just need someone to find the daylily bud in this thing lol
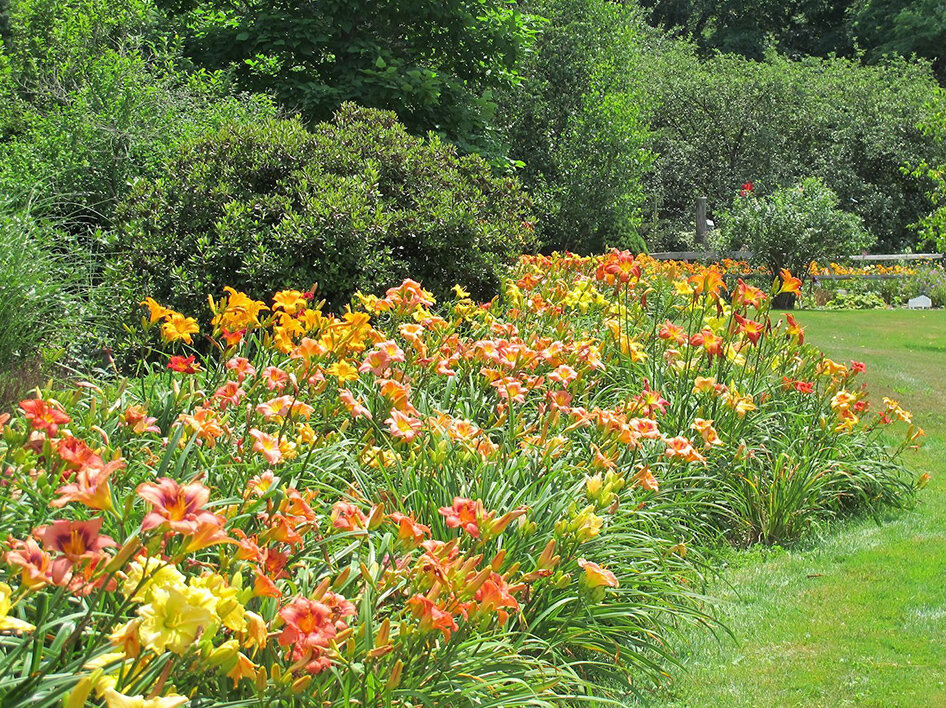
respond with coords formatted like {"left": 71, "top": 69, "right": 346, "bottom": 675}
{"left": 292, "top": 675, "right": 312, "bottom": 693}
{"left": 332, "top": 566, "right": 351, "bottom": 589}
{"left": 386, "top": 660, "right": 404, "bottom": 691}
{"left": 208, "top": 639, "right": 239, "bottom": 667}
{"left": 367, "top": 503, "right": 385, "bottom": 530}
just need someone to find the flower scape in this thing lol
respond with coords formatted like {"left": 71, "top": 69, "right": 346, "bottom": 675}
{"left": 0, "top": 253, "right": 922, "bottom": 706}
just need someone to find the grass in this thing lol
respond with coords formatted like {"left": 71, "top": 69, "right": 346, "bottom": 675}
{"left": 630, "top": 309, "right": 946, "bottom": 708}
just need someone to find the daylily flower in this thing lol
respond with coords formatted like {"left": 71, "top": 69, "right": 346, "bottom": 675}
{"left": 388, "top": 512, "right": 431, "bottom": 547}
{"left": 439, "top": 497, "right": 484, "bottom": 538}
{"left": 102, "top": 688, "right": 188, "bottom": 708}
{"left": 331, "top": 501, "right": 367, "bottom": 532}
{"left": 778, "top": 268, "right": 803, "bottom": 297}
{"left": 0, "top": 582, "right": 35, "bottom": 634}
{"left": 664, "top": 436, "right": 706, "bottom": 464}
{"left": 577, "top": 558, "right": 620, "bottom": 588}
{"left": 339, "top": 389, "right": 372, "bottom": 419}
{"left": 5, "top": 538, "right": 51, "bottom": 589}
{"left": 167, "top": 355, "right": 201, "bottom": 374}
{"left": 136, "top": 477, "right": 220, "bottom": 535}
{"left": 51, "top": 458, "right": 122, "bottom": 511}
{"left": 122, "top": 406, "right": 160, "bottom": 434}
{"left": 161, "top": 312, "right": 199, "bottom": 344}
{"left": 407, "top": 594, "right": 458, "bottom": 641}
{"left": 34, "top": 518, "right": 117, "bottom": 583}
{"left": 249, "top": 429, "right": 283, "bottom": 465}
{"left": 19, "top": 398, "right": 71, "bottom": 437}
{"left": 140, "top": 297, "right": 171, "bottom": 324}
{"left": 386, "top": 410, "right": 422, "bottom": 442}
{"left": 226, "top": 356, "right": 257, "bottom": 382}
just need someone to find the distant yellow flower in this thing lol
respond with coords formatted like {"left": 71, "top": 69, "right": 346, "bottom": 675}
{"left": 212, "top": 287, "right": 268, "bottom": 332}
{"left": 272, "top": 289, "right": 307, "bottom": 315}
{"left": 102, "top": 688, "right": 188, "bottom": 708}
{"left": 161, "top": 313, "right": 199, "bottom": 344}
{"left": 188, "top": 573, "right": 247, "bottom": 633}
{"left": 121, "top": 556, "right": 185, "bottom": 603}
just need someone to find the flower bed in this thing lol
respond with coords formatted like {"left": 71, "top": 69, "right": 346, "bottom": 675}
{"left": 0, "top": 253, "right": 921, "bottom": 706}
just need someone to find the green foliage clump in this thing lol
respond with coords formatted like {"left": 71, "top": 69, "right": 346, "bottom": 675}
{"left": 0, "top": 201, "right": 94, "bottom": 381}
{"left": 823, "top": 291, "right": 889, "bottom": 310}
{"left": 717, "top": 177, "right": 873, "bottom": 282}
{"left": 114, "top": 104, "right": 536, "bottom": 315}
{"left": 498, "top": 0, "right": 653, "bottom": 253}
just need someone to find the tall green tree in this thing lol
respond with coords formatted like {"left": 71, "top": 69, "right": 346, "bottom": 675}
{"left": 499, "top": 0, "right": 653, "bottom": 253}
{"left": 911, "top": 90, "right": 946, "bottom": 250}
{"left": 161, "top": 0, "right": 538, "bottom": 155}
{"left": 851, "top": 0, "right": 946, "bottom": 81}
{"left": 639, "top": 45, "right": 943, "bottom": 251}
{"left": 638, "top": 0, "right": 855, "bottom": 59}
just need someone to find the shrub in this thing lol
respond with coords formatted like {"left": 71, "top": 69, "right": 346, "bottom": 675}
{"left": 498, "top": 0, "right": 654, "bottom": 253}
{"left": 716, "top": 177, "right": 873, "bottom": 303}
{"left": 638, "top": 47, "right": 943, "bottom": 251}
{"left": 823, "top": 291, "right": 889, "bottom": 310}
{"left": 114, "top": 103, "right": 536, "bottom": 316}
{"left": 903, "top": 265, "right": 946, "bottom": 307}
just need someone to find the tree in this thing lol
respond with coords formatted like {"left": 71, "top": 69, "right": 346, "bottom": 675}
{"left": 638, "top": 46, "right": 943, "bottom": 251}
{"left": 911, "top": 91, "right": 946, "bottom": 251}
{"left": 159, "top": 0, "right": 538, "bottom": 156}
{"left": 637, "top": 0, "right": 856, "bottom": 59}
{"left": 851, "top": 0, "right": 946, "bottom": 81}
{"left": 498, "top": 0, "right": 653, "bottom": 253}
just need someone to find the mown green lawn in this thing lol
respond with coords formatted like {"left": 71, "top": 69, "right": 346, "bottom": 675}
{"left": 632, "top": 309, "right": 946, "bottom": 708}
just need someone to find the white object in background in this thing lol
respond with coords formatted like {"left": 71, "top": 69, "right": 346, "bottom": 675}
{"left": 907, "top": 295, "right": 932, "bottom": 309}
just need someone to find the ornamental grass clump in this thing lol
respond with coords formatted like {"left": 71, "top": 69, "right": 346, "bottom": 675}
{"left": 0, "top": 253, "right": 920, "bottom": 705}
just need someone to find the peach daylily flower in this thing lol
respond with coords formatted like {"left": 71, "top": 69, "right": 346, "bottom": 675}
{"left": 136, "top": 477, "right": 219, "bottom": 535}
{"left": 33, "top": 518, "right": 117, "bottom": 584}
{"left": 51, "top": 458, "right": 123, "bottom": 511}
{"left": 249, "top": 429, "right": 283, "bottom": 465}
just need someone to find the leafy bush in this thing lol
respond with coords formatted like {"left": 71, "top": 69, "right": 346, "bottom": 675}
{"left": 823, "top": 291, "right": 889, "bottom": 310}
{"left": 902, "top": 265, "right": 946, "bottom": 307}
{"left": 716, "top": 177, "right": 873, "bottom": 298}
{"left": 114, "top": 103, "right": 536, "bottom": 316}
{"left": 0, "top": 253, "right": 918, "bottom": 704}
{"left": 0, "top": 0, "right": 277, "bottom": 230}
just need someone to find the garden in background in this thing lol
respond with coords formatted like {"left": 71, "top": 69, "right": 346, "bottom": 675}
{"left": 0, "top": 0, "right": 945, "bottom": 706}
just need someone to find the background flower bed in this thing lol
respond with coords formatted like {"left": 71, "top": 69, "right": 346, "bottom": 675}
{"left": 0, "top": 254, "right": 921, "bottom": 706}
